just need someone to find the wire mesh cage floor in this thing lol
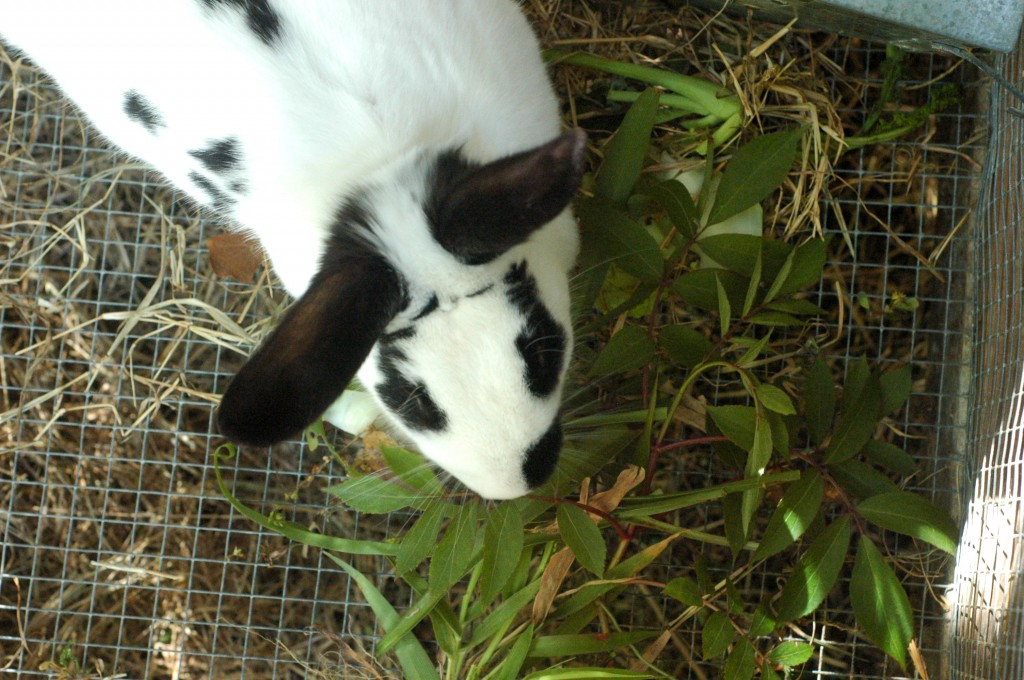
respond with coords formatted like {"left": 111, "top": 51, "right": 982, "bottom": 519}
{"left": 0, "top": 4, "right": 994, "bottom": 679}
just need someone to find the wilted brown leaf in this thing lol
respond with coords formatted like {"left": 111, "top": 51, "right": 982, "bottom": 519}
{"left": 532, "top": 546, "right": 575, "bottom": 625}
{"left": 590, "top": 465, "right": 645, "bottom": 515}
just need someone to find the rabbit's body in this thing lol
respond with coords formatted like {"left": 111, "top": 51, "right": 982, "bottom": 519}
{"left": 3, "top": 0, "right": 584, "bottom": 499}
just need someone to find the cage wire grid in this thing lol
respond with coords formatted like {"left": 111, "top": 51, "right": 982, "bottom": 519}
{"left": 0, "top": 14, "right": 991, "bottom": 680}
{"left": 949, "top": 39, "right": 1024, "bottom": 680}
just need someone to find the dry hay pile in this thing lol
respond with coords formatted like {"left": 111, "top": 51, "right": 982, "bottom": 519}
{"left": 0, "top": 1, "right": 982, "bottom": 677}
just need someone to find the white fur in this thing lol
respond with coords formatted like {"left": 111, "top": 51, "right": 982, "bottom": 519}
{"left": 1, "top": 0, "right": 578, "bottom": 499}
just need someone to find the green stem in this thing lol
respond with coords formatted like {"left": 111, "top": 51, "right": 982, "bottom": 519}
{"left": 843, "top": 124, "right": 915, "bottom": 151}
{"left": 546, "top": 49, "right": 740, "bottom": 120}
{"left": 656, "top": 360, "right": 734, "bottom": 443}
{"left": 608, "top": 89, "right": 720, "bottom": 118}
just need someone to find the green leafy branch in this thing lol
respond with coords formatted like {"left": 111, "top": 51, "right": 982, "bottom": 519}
{"left": 213, "top": 83, "right": 959, "bottom": 679}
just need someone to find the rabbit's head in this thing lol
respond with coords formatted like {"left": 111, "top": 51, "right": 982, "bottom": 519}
{"left": 218, "top": 130, "right": 586, "bottom": 499}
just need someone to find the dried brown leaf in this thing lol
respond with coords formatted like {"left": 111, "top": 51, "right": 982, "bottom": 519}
{"left": 207, "top": 232, "right": 262, "bottom": 283}
{"left": 590, "top": 465, "right": 645, "bottom": 515}
{"left": 532, "top": 546, "right": 576, "bottom": 625}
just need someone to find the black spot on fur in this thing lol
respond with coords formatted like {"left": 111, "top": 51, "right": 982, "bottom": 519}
{"left": 189, "top": 137, "right": 242, "bottom": 174}
{"left": 504, "top": 262, "right": 566, "bottom": 398}
{"left": 413, "top": 295, "right": 440, "bottom": 321}
{"left": 122, "top": 90, "right": 165, "bottom": 134}
{"left": 375, "top": 345, "right": 448, "bottom": 432}
{"left": 188, "top": 171, "right": 235, "bottom": 212}
{"left": 229, "top": 180, "right": 249, "bottom": 195}
{"left": 200, "top": 0, "right": 282, "bottom": 45}
{"left": 522, "top": 418, "right": 562, "bottom": 488}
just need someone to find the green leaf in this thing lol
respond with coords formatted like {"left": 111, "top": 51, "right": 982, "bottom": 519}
{"left": 469, "top": 579, "right": 542, "bottom": 647}
{"left": 707, "top": 405, "right": 757, "bottom": 450}
{"left": 381, "top": 445, "right": 443, "bottom": 494}
{"left": 748, "top": 311, "right": 804, "bottom": 327}
{"left": 702, "top": 611, "right": 735, "bottom": 660}
{"left": 724, "top": 637, "right": 757, "bottom": 680}
{"left": 725, "top": 577, "right": 744, "bottom": 616}
{"left": 764, "top": 298, "right": 827, "bottom": 316}
{"left": 673, "top": 268, "right": 748, "bottom": 311}
{"left": 775, "top": 516, "right": 853, "bottom": 622}
{"left": 325, "top": 554, "right": 440, "bottom": 680}
{"left": 576, "top": 198, "right": 664, "bottom": 283}
{"left": 757, "top": 384, "right": 796, "bottom": 415}
{"left": 324, "top": 475, "right": 427, "bottom": 514}
{"left": 742, "top": 250, "right": 762, "bottom": 316}
{"left": 735, "top": 333, "right": 772, "bottom": 368}
{"left": 529, "top": 632, "right": 657, "bottom": 658}
{"left": 707, "top": 127, "right": 802, "bottom": 225}
{"left": 766, "top": 640, "right": 815, "bottom": 667}
{"left": 804, "top": 358, "right": 836, "bottom": 446}
{"left": 479, "top": 502, "right": 526, "bottom": 608}
{"left": 879, "top": 365, "right": 913, "bottom": 415}
{"left": 724, "top": 492, "right": 752, "bottom": 556}
{"left": 397, "top": 502, "right": 450, "bottom": 574}
{"left": 753, "top": 470, "right": 825, "bottom": 561}
{"left": 842, "top": 358, "right": 871, "bottom": 411}
{"left": 378, "top": 587, "right": 447, "bottom": 655}
{"left": 212, "top": 445, "right": 397, "bottom": 556}
{"left": 429, "top": 502, "right": 481, "bottom": 589}
{"left": 589, "top": 325, "right": 657, "bottom": 377}
{"left": 595, "top": 267, "right": 658, "bottom": 318}
{"left": 659, "top": 325, "right": 713, "bottom": 368}
{"left": 774, "top": 238, "right": 827, "bottom": 297}
{"left": 748, "top": 411, "right": 773, "bottom": 475}
{"left": 665, "top": 577, "right": 703, "bottom": 607}
{"left": 645, "top": 177, "right": 699, "bottom": 239}
{"left": 749, "top": 606, "right": 777, "bottom": 636}
{"left": 762, "top": 247, "right": 795, "bottom": 303}
{"left": 696, "top": 234, "right": 763, "bottom": 276}
{"left": 851, "top": 536, "right": 913, "bottom": 668}
{"left": 490, "top": 625, "right": 533, "bottom": 680}
{"left": 607, "top": 534, "right": 679, "bottom": 579}
{"left": 861, "top": 440, "right": 917, "bottom": 475}
{"left": 716, "top": 274, "right": 732, "bottom": 336}
{"left": 557, "top": 503, "right": 607, "bottom": 576}
{"left": 858, "top": 491, "right": 959, "bottom": 554}
{"left": 522, "top": 669, "right": 656, "bottom": 680}
{"left": 829, "top": 459, "right": 899, "bottom": 500}
{"left": 615, "top": 470, "right": 799, "bottom": 519}
{"left": 596, "top": 88, "right": 660, "bottom": 206}
{"left": 765, "top": 409, "right": 790, "bottom": 456}
{"left": 824, "top": 373, "right": 882, "bottom": 464}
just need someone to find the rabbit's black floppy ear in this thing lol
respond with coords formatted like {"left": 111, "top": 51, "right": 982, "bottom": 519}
{"left": 434, "top": 128, "right": 587, "bottom": 263}
{"left": 217, "top": 246, "right": 404, "bottom": 447}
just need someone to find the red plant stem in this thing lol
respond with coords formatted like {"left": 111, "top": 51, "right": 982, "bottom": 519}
{"left": 527, "top": 496, "right": 632, "bottom": 542}
{"left": 654, "top": 435, "right": 730, "bottom": 453}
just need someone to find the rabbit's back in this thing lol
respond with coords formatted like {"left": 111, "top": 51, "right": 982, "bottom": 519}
{"left": 2, "top": 0, "right": 562, "bottom": 294}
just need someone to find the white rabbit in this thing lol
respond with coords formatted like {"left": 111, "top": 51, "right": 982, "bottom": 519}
{"left": 2, "top": 0, "right": 585, "bottom": 499}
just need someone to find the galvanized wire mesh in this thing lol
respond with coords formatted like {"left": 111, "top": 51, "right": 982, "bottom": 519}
{"left": 0, "top": 21, "right": 989, "bottom": 680}
{"left": 949, "top": 40, "right": 1024, "bottom": 680}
